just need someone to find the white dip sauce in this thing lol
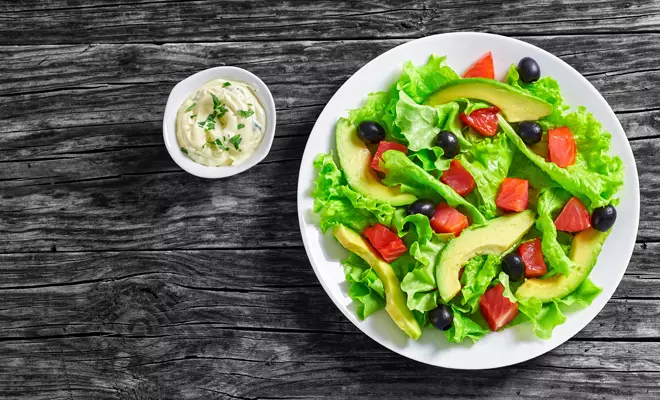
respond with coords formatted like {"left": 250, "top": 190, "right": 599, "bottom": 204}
{"left": 176, "top": 79, "right": 266, "bottom": 166}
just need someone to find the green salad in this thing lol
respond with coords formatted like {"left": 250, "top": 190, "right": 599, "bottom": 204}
{"left": 311, "top": 52, "right": 624, "bottom": 342}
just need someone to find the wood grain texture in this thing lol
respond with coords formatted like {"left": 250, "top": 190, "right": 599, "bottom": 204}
{"left": 0, "top": 245, "right": 658, "bottom": 399}
{"left": 2, "top": 0, "right": 660, "bottom": 45}
{"left": 1, "top": 0, "right": 659, "bottom": 398}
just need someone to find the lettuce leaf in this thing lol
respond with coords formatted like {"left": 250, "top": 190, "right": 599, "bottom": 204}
{"left": 556, "top": 278, "right": 602, "bottom": 307}
{"left": 389, "top": 252, "right": 418, "bottom": 282}
{"left": 498, "top": 271, "right": 518, "bottom": 303}
{"left": 516, "top": 278, "right": 602, "bottom": 339}
{"left": 342, "top": 254, "right": 385, "bottom": 320}
{"left": 312, "top": 153, "right": 395, "bottom": 233}
{"left": 536, "top": 187, "right": 574, "bottom": 276}
{"left": 394, "top": 94, "right": 476, "bottom": 154}
{"left": 348, "top": 90, "right": 398, "bottom": 139}
{"left": 459, "top": 255, "right": 501, "bottom": 313}
{"left": 380, "top": 150, "right": 487, "bottom": 225}
{"left": 408, "top": 147, "right": 451, "bottom": 174}
{"left": 458, "top": 134, "right": 515, "bottom": 219}
{"left": 508, "top": 150, "right": 559, "bottom": 191}
{"left": 395, "top": 91, "right": 440, "bottom": 151}
{"left": 396, "top": 54, "right": 460, "bottom": 103}
{"left": 517, "top": 297, "right": 566, "bottom": 340}
{"left": 445, "top": 305, "right": 489, "bottom": 343}
{"left": 394, "top": 211, "right": 452, "bottom": 312}
{"left": 400, "top": 262, "right": 438, "bottom": 312}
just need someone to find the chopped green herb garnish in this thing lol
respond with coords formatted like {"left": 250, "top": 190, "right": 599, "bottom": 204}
{"left": 198, "top": 94, "right": 229, "bottom": 131}
{"left": 180, "top": 147, "right": 188, "bottom": 155}
{"left": 229, "top": 134, "right": 242, "bottom": 150}
{"left": 210, "top": 93, "right": 222, "bottom": 109}
{"left": 237, "top": 109, "right": 254, "bottom": 119}
{"left": 237, "top": 123, "right": 245, "bottom": 130}
{"left": 215, "top": 103, "right": 228, "bottom": 118}
{"left": 214, "top": 138, "right": 223, "bottom": 148}
{"left": 223, "top": 82, "right": 231, "bottom": 87}
{"left": 185, "top": 103, "right": 196, "bottom": 112}
{"left": 190, "top": 114, "right": 197, "bottom": 119}
{"left": 197, "top": 114, "right": 216, "bottom": 131}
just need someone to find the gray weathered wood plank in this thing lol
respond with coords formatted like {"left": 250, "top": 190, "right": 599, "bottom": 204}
{"left": 1, "top": 334, "right": 659, "bottom": 400}
{"left": 0, "top": 244, "right": 657, "bottom": 342}
{"left": 1, "top": 0, "right": 660, "bottom": 45}
{"left": 2, "top": 36, "right": 660, "bottom": 122}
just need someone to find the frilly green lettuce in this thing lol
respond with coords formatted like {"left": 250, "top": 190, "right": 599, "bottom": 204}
{"left": 458, "top": 134, "right": 515, "bottom": 219}
{"left": 380, "top": 150, "right": 487, "bottom": 225}
{"left": 342, "top": 253, "right": 385, "bottom": 319}
{"left": 397, "top": 54, "right": 460, "bottom": 104}
{"left": 459, "top": 255, "right": 501, "bottom": 314}
{"left": 312, "top": 153, "right": 395, "bottom": 232}
{"left": 536, "top": 187, "right": 574, "bottom": 276}
{"left": 445, "top": 305, "right": 489, "bottom": 344}
{"left": 516, "top": 278, "right": 602, "bottom": 339}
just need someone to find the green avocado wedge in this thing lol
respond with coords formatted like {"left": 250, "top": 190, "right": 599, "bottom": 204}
{"left": 436, "top": 210, "right": 536, "bottom": 302}
{"left": 516, "top": 228, "right": 608, "bottom": 303}
{"left": 333, "top": 224, "right": 422, "bottom": 340}
{"left": 335, "top": 118, "right": 416, "bottom": 206}
{"left": 424, "top": 78, "right": 553, "bottom": 122}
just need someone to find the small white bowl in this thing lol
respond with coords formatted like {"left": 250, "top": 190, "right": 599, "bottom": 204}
{"left": 163, "top": 66, "right": 276, "bottom": 179}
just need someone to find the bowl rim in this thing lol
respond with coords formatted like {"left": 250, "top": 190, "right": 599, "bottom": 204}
{"left": 162, "top": 66, "right": 276, "bottom": 179}
{"left": 296, "top": 31, "right": 640, "bottom": 369}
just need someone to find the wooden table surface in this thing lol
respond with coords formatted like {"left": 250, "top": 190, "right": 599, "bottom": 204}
{"left": 1, "top": 1, "right": 659, "bottom": 399}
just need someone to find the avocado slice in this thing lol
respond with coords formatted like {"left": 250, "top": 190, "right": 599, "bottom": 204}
{"left": 424, "top": 78, "right": 553, "bottom": 122}
{"left": 336, "top": 118, "right": 416, "bottom": 206}
{"left": 436, "top": 210, "right": 536, "bottom": 302}
{"left": 516, "top": 228, "right": 608, "bottom": 303}
{"left": 333, "top": 224, "right": 422, "bottom": 340}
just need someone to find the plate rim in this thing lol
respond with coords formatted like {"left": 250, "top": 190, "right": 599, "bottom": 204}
{"left": 296, "top": 31, "right": 640, "bottom": 369}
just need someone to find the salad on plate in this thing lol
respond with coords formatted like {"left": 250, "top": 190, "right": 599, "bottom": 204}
{"left": 311, "top": 51, "right": 624, "bottom": 343}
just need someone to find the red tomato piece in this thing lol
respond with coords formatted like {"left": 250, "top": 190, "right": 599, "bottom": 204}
{"left": 496, "top": 178, "right": 529, "bottom": 212}
{"left": 548, "top": 127, "right": 576, "bottom": 168}
{"left": 479, "top": 283, "right": 519, "bottom": 331}
{"left": 462, "top": 51, "right": 495, "bottom": 79}
{"left": 440, "top": 160, "right": 476, "bottom": 197}
{"left": 363, "top": 224, "right": 407, "bottom": 263}
{"left": 430, "top": 203, "right": 469, "bottom": 236}
{"left": 371, "top": 141, "right": 408, "bottom": 173}
{"left": 554, "top": 196, "right": 592, "bottom": 232}
{"left": 459, "top": 106, "right": 500, "bottom": 137}
{"left": 518, "top": 238, "right": 547, "bottom": 278}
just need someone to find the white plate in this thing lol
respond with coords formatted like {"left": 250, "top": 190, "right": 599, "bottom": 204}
{"left": 296, "top": 32, "right": 640, "bottom": 369}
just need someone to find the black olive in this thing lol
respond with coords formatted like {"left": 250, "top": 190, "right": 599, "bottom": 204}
{"left": 435, "top": 130, "right": 460, "bottom": 158}
{"left": 517, "top": 121, "right": 543, "bottom": 145}
{"left": 357, "top": 121, "right": 385, "bottom": 143}
{"left": 408, "top": 200, "right": 435, "bottom": 218}
{"left": 502, "top": 253, "right": 525, "bottom": 282}
{"left": 429, "top": 304, "right": 453, "bottom": 331}
{"left": 591, "top": 205, "right": 617, "bottom": 232}
{"left": 518, "top": 57, "right": 541, "bottom": 83}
